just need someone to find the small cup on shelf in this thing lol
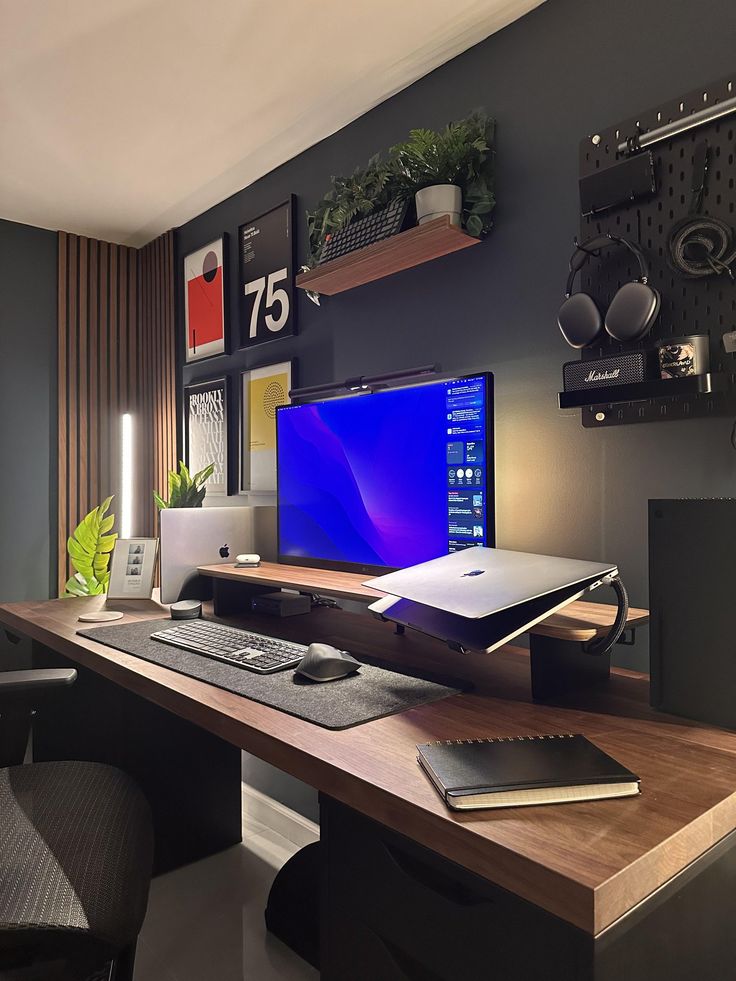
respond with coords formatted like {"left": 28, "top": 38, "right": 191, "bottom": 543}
{"left": 657, "top": 334, "right": 710, "bottom": 379}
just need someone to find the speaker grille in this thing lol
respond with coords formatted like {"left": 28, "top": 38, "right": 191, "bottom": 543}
{"left": 563, "top": 353, "right": 649, "bottom": 391}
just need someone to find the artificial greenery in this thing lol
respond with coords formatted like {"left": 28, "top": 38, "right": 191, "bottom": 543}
{"left": 391, "top": 111, "right": 495, "bottom": 237}
{"left": 307, "top": 154, "right": 405, "bottom": 265}
{"left": 154, "top": 461, "right": 214, "bottom": 510}
{"left": 63, "top": 496, "right": 117, "bottom": 597}
{"left": 305, "top": 110, "right": 496, "bottom": 263}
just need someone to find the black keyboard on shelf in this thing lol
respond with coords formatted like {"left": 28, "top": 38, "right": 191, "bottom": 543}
{"left": 318, "top": 199, "right": 409, "bottom": 264}
{"left": 150, "top": 620, "right": 308, "bottom": 674}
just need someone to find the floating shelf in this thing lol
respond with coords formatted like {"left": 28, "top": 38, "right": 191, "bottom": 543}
{"left": 558, "top": 372, "right": 725, "bottom": 411}
{"left": 295, "top": 216, "right": 480, "bottom": 296}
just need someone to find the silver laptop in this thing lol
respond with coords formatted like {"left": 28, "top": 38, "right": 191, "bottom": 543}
{"left": 159, "top": 506, "right": 275, "bottom": 604}
{"left": 364, "top": 546, "right": 617, "bottom": 620}
{"left": 364, "top": 547, "right": 616, "bottom": 653}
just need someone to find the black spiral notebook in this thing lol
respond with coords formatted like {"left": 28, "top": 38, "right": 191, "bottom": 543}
{"left": 417, "top": 734, "right": 640, "bottom": 811}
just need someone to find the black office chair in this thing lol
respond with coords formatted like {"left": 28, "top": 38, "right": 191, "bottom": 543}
{"left": 0, "top": 668, "right": 153, "bottom": 981}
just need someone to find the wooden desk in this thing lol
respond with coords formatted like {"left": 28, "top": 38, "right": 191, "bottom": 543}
{"left": 1, "top": 594, "right": 734, "bottom": 979}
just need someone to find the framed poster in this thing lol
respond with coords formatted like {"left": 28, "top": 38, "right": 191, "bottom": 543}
{"left": 239, "top": 197, "right": 297, "bottom": 348}
{"left": 240, "top": 360, "right": 294, "bottom": 493}
{"left": 108, "top": 539, "right": 158, "bottom": 600}
{"left": 184, "top": 376, "right": 229, "bottom": 496}
{"left": 184, "top": 236, "right": 228, "bottom": 363}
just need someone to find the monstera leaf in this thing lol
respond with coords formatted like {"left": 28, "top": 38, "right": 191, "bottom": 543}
{"left": 63, "top": 496, "right": 117, "bottom": 597}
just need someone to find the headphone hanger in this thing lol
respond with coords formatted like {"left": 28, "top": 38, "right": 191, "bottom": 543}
{"left": 565, "top": 233, "right": 651, "bottom": 297}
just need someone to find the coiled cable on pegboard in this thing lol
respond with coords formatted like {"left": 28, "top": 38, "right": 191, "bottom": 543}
{"left": 667, "top": 215, "right": 736, "bottom": 279}
{"left": 667, "top": 140, "right": 736, "bottom": 280}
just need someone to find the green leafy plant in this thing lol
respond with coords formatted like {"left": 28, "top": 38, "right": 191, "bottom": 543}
{"left": 305, "top": 111, "right": 496, "bottom": 264}
{"left": 63, "top": 496, "right": 117, "bottom": 597}
{"left": 390, "top": 110, "right": 496, "bottom": 237}
{"left": 154, "top": 461, "right": 214, "bottom": 510}
{"left": 306, "top": 154, "right": 407, "bottom": 266}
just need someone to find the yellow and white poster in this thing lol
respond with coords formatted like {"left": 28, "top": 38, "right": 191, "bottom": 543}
{"left": 240, "top": 361, "right": 292, "bottom": 492}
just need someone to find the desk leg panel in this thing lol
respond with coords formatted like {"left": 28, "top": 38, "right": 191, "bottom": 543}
{"left": 593, "top": 828, "right": 736, "bottom": 980}
{"left": 320, "top": 796, "right": 591, "bottom": 981}
{"left": 32, "top": 643, "right": 242, "bottom": 874}
{"left": 529, "top": 635, "right": 611, "bottom": 701}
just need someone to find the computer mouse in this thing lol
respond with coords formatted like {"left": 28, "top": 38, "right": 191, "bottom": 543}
{"left": 295, "top": 643, "right": 361, "bottom": 683}
{"left": 170, "top": 599, "right": 202, "bottom": 620}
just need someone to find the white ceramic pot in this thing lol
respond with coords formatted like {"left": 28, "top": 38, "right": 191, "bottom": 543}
{"left": 415, "top": 184, "right": 462, "bottom": 226}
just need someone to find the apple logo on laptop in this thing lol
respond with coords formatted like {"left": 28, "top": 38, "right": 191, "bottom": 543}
{"left": 219, "top": 543, "right": 230, "bottom": 559}
{"left": 462, "top": 569, "right": 485, "bottom": 577}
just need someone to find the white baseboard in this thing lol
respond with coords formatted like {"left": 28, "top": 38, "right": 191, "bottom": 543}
{"left": 242, "top": 783, "right": 320, "bottom": 849}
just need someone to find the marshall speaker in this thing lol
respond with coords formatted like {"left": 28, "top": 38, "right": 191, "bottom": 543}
{"left": 563, "top": 351, "right": 655, "bottom": 392}
{"left": 649, "top": 499, "right": 736, "bottom": 729}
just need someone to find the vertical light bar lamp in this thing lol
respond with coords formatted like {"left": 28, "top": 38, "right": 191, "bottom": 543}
{"left": 120, "top": 412, "right": 134, "bottom": 539}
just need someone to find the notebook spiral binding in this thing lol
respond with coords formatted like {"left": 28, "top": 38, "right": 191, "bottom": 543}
{"left": 427, "top": 734, "right": 576, "bottom": 746}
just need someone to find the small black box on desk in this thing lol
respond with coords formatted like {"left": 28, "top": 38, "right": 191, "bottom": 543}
{"left": 649, "top": 499, "right": 736, "bottom": 729}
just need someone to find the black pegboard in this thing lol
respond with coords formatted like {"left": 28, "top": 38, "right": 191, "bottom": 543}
{"left": 574, "top": 73, "right": 736, "bottom": 427}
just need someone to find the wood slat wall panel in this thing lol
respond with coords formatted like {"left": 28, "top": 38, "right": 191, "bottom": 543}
{"left": 57, "top": 230, "right": 176, "bottom": 593}
{"left": 138, "top": 231, "right": 177, "bottom": 539}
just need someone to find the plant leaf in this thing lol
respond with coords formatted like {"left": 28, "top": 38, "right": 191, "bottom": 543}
{"left": 168, "top": 470, "right": 181, "bottom": 498}
{"left": 62, "top": 498, "right": 116, "bottom": 598}
{"left": 192, "top": 463, "right": 215, "bottom": 487}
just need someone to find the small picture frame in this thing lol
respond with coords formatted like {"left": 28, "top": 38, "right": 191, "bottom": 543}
{"left": 240, "top": 359, "right": 294, "bottom": 493}
{"left": 108, "top": 539, "right": 159, "bottom": 600}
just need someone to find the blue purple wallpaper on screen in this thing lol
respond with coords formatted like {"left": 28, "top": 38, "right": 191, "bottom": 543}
{"left": 277, "top": 378, "right": 489, "bottom": 568}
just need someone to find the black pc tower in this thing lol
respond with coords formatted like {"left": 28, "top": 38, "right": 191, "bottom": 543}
{"left": 649, "top": 499, "right": 736, "bottom": 729}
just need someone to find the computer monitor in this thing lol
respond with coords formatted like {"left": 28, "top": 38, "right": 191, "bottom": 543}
{"left": 276, "top": 372, "right": 493, "bottom": 575}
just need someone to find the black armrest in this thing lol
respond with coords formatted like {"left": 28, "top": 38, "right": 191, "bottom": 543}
{"left": 0, "top": 669, "right": 77, "bottom": 696}
{"left": 0, "top": 670, "right": 77, "bottom": 767}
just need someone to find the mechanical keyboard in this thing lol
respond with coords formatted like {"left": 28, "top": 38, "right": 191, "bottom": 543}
{"left": 318, "top": 198, "right": 409, "bottom": 264}
{"left": 151, "top": 619, "right": 308, "bottom": 674}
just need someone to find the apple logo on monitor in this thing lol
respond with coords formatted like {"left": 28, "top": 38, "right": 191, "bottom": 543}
{"left": 219, "top": 544, "right": 230, "bottom": 559}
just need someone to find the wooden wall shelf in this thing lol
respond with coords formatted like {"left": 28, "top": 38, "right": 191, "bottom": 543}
{"left": 295, "top": 216, "right": 480, "bottom": 296}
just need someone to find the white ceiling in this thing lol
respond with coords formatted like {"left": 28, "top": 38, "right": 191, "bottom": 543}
{"left": 0, "top": 0, "right": 542, "bottom": 247}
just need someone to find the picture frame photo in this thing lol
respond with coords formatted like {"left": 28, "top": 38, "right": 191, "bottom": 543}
{"left": 238, "top": 197, "right": 297, "bottom": 349}
{"left": 184, "top": 375, "right": 230, "bottom": 496}
{"left": 107, "top": 538, "right": 159, "bottom": 600}
{"left": 184, "top": 235, "right": 228, "bottom": 363}
{"left": 240, "top": 359, "right": 294, "bottom": 493}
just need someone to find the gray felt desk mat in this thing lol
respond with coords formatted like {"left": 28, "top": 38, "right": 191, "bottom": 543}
{"left": 78, "top": 618, "right": 460, "bottom": 730}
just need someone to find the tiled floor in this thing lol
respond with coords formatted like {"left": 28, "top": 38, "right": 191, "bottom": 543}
{"left": 135, "top": 809, "right": 320, "bottom": 981}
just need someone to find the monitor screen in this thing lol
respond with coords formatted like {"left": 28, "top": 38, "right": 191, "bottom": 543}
{"left": 276, "top": 373, "right": 493, "bottom": 574}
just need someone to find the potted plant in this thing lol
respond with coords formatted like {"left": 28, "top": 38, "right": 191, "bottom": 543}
{"left": 154, "top": 461, "right": 214, "bottom": 510}
{"left": 390, "top": 110, "right": 495, "bottom": 236}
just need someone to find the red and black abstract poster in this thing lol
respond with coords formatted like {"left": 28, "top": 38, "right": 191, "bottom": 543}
{"left": 184, "top": 237, "right": 226, "bottom": 362}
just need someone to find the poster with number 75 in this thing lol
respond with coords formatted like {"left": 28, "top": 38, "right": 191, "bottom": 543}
{"left": 238, "top": 197, "right": 297, "bottom": 348}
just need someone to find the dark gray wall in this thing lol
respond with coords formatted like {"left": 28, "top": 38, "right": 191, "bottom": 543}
{"left": 0, "top": 219, "right": 57, "bottom": 601}
{"left": 177, "top": 0, "right": 736, "bottom": 815}
{"left": 0, "top": 219, "right": 57, "bottom": 665}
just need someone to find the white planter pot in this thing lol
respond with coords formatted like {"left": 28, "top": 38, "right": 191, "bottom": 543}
{"left": 415, "top": 184, "right": 462, "bottom": 227}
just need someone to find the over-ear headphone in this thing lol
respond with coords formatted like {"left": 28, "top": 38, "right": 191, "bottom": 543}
{"left": 557, "top": 233, "right": 661, "bottom": 349}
